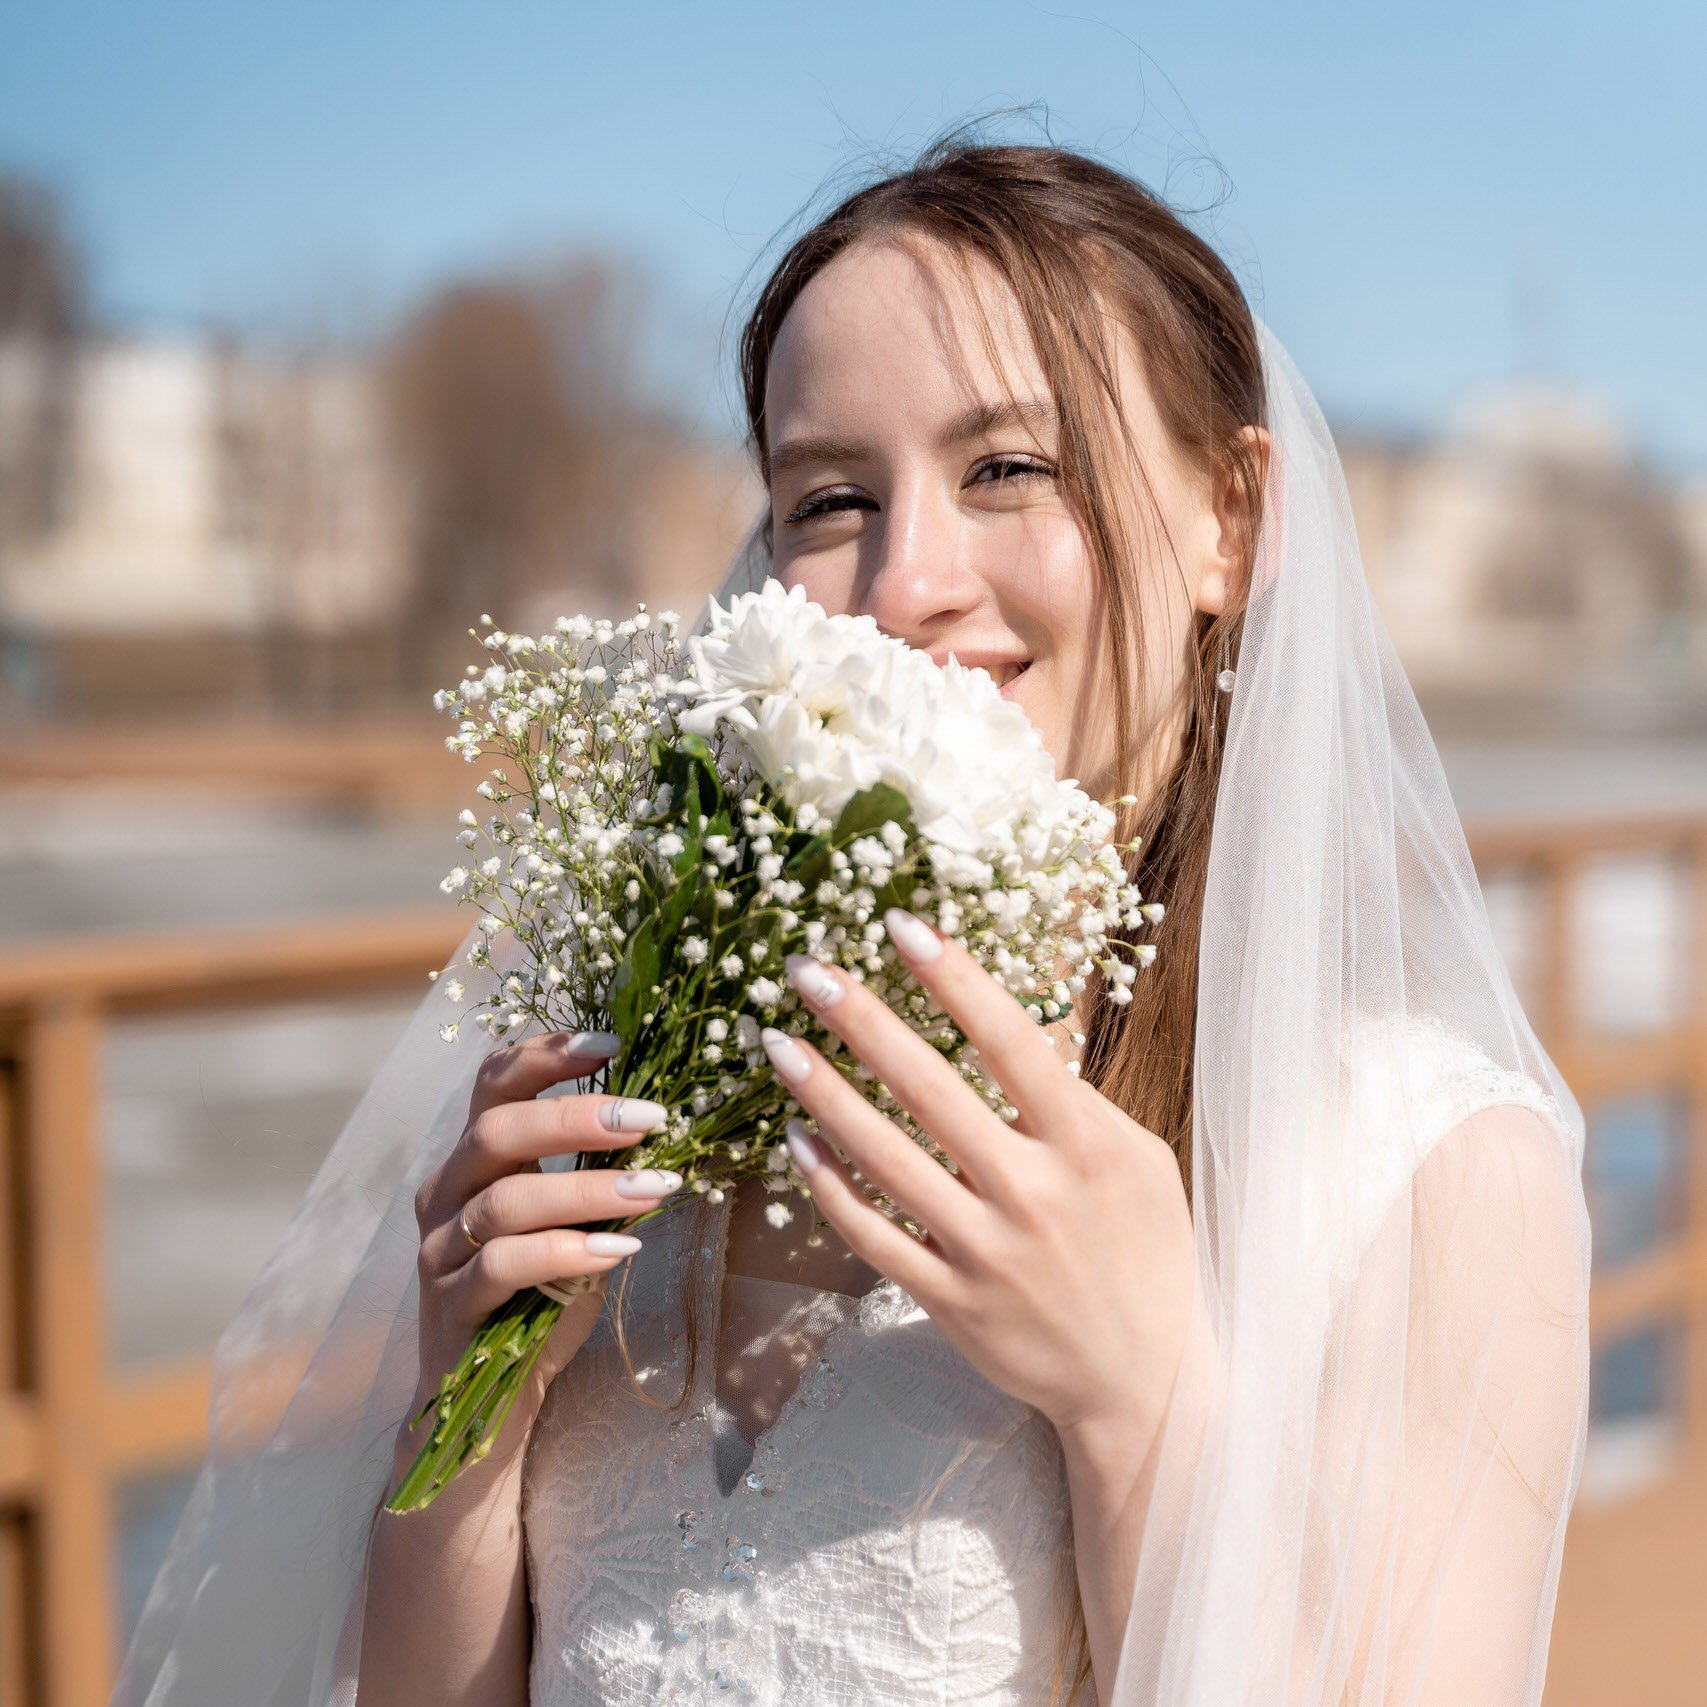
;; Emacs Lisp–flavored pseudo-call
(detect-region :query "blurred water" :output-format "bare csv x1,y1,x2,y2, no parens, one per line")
0,783,459,944
104,995,426,1368
2,735,1702,1640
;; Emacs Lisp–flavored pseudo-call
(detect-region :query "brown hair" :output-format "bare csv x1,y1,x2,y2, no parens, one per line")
620,125,1269,1705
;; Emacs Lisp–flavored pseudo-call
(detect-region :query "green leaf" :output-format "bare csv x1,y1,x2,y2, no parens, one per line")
868,866,919,917
642,732,724,828
784,830,833,888
784,785,916,892
831,783,915,849
655,865,699,952
611,916,662,1040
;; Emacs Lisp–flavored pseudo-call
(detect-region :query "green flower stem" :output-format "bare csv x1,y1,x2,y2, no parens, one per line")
385,1287,561,1512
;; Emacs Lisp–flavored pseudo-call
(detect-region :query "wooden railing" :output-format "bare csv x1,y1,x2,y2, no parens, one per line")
0,912,462,1707
0,720,470,814
0,814,1703,1705
1466,814,1707,1469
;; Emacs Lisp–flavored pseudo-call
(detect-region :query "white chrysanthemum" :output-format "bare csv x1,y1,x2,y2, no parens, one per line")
679,579,881,735
681,581,1088,859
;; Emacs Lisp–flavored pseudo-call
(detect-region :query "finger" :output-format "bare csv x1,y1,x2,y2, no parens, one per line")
464,1029,621,1123
428,1164,684,1275
760,1026,976,1260
437,1091,671,1206
783,952,1013,1187
881,907,1074,1133
783,1118,949,1303
446,1225,645,1321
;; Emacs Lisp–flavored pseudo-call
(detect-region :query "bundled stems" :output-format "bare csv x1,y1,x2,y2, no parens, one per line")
386,1290,564,1512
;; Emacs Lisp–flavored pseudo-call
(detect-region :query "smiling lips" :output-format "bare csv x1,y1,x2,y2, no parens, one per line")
968,658,1031,700
928,650,1033,698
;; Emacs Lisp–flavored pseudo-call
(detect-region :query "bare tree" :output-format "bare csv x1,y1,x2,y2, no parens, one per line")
0,174,82,534
0,173,84,711
379,255,664,690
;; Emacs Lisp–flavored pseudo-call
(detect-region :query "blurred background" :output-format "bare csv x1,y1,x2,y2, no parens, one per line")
1,4,1702,1703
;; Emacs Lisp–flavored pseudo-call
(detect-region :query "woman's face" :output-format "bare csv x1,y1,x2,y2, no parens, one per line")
762,234,1253,802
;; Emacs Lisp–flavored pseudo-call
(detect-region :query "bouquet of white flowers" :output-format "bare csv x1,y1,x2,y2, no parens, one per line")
386,580,1159,1511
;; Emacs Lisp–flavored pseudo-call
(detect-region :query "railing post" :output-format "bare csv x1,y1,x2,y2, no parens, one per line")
1689,830,1707,1469
1537,845,1574,1049
25,995,114,1707
1,1025,34,1707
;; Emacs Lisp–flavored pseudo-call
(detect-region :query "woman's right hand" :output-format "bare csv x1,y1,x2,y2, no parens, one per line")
365,1028,676,1706
402,1028,680,1469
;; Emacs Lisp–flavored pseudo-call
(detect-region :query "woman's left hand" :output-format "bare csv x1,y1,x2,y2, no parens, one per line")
765,906,1200,1452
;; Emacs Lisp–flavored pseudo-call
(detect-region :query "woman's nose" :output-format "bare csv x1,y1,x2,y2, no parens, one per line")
859,484,982,639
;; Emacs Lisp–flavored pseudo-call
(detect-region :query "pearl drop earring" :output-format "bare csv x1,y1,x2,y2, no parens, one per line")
1215,637,1236,694
1211,635,1235,742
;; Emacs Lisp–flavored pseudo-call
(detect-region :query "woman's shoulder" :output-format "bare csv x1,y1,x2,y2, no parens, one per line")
1338,1008,1575,1162
1298,1009,1578,1295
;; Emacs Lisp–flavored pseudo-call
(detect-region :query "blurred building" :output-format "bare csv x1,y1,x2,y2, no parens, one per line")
1342,383,1707,736
0,325,761,720
2,328,1703,729
0,330,410,715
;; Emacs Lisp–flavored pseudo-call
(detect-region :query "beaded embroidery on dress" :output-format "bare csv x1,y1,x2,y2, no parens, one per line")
520,1189,1082,1705
518,1009,1570,1706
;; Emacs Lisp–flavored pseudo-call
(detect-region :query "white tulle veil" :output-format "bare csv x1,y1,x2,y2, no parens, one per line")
111,312,1592,1706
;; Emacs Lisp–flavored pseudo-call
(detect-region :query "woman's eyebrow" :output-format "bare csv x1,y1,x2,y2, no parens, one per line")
769,397,1056,479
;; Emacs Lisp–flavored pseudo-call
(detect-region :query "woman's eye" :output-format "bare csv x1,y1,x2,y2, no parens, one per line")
969,454,1057,487
781,486,871,526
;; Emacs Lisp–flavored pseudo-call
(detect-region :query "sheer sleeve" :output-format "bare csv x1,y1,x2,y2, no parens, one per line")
1334,1096,1592,1703
1114,1061,1593,1707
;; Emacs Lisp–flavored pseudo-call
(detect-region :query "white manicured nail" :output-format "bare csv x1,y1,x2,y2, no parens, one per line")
613,1168,683,1198
785,1117,823,1174
785,953,844,1007
565,1030,621,1057
884,907,943,963
761,1028,813,1084
598,1097,669,1132
585,1231,643,1256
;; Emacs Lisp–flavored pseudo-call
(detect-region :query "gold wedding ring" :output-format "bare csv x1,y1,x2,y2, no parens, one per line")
458,1203,484,1251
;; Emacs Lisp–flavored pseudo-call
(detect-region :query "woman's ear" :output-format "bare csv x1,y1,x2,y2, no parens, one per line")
1193,424,1271,617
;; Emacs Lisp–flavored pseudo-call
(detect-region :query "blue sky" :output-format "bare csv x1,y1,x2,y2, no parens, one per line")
2,1,1701,469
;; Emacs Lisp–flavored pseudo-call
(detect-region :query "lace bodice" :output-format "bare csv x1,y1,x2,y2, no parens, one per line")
519,1187,1082,1705
516,1009,1571,1706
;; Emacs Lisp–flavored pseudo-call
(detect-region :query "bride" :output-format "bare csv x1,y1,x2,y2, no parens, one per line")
115,132,1592,1707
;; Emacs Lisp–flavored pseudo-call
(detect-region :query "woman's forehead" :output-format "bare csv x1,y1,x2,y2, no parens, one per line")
767,238,1045,418
766,233,1166,462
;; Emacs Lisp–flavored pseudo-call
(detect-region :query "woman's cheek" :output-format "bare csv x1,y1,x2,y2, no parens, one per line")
775,555,856,619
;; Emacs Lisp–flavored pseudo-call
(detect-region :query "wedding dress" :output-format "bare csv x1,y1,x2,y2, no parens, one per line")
112,312,1592,1707
517,1009,1575,1707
